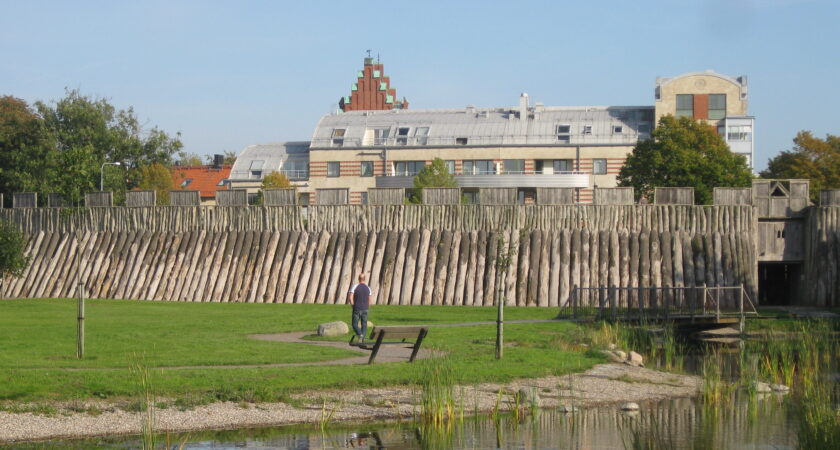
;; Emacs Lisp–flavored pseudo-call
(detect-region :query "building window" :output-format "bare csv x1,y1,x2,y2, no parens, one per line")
593,159,607,175
582,125,592,135
396,127,410,145
327,162,340,178
282,160,309,180
676,94,693,118
638,123,651,134
249,160,264,180
363,127,390,146
414,127,429,145
360,161,374,177
553,159,574,173
727,125,753,142
331,129,345,147
360,192,368,205
463,160,494,175
445,160,455,174
556,124,571,143
394,161,425,176
455,137,469,145
503,160,524,174
613,126,623,134
708,94,726,120
181,178,193,187
462,190,479,204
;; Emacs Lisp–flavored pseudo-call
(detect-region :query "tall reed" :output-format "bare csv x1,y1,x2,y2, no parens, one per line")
417,356,459,428
130,360,156,450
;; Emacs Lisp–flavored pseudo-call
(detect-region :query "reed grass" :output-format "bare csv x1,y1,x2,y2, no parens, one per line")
417,356,458,428
129,359,156,450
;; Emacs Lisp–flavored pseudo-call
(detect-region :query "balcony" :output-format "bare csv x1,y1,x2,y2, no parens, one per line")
279,170,309,181
376,172,590,189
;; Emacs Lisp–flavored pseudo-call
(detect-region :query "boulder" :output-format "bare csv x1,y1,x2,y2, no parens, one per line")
626,351,644,367
754,382,772,393
615,350,627,360
620,402,640,411
317,321,349,337
601,350,624,363
770,383,790,393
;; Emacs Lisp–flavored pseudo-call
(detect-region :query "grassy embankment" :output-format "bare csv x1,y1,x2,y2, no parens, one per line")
0,299,601,408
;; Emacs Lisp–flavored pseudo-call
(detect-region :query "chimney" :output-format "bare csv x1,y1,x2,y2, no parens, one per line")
213,154,224,168
519,93,529,119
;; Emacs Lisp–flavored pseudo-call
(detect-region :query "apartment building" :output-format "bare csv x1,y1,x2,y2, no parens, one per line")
229,60,753,204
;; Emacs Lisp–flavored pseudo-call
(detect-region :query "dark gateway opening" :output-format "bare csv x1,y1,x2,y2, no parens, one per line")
758,262,801,305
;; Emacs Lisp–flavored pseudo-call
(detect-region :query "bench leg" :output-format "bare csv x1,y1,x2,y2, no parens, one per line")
408,329,428,363
367,332,385,364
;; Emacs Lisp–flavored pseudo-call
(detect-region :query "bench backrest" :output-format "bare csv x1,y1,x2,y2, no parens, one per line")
371,326,428,340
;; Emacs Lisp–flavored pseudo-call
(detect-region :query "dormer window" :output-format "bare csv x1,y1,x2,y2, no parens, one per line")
414,127,429,145
396,127,410,145
582,125,592,135
557,124,571,143
331,129,346,147
249,160,264,180
456,137,468,145
613,126,623,134
181,178,193,187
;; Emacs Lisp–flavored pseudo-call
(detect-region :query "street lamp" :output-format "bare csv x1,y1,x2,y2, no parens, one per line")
100,162,122,191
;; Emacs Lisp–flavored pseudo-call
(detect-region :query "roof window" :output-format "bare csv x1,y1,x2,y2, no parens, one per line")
181,178,193,187
331,129,345,147
456,137,468,145
583,125,592,135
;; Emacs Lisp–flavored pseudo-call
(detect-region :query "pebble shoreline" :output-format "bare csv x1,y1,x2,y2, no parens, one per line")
0,363,701,444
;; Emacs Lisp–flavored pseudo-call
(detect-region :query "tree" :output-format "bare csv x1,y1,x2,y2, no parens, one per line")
137,163,173,205
33,89,182,205
262,171,292,189
617,115,753,204
410,158,458,203
0,220,29,290
761,131,840,203
177,152,204,166
0,96,56,203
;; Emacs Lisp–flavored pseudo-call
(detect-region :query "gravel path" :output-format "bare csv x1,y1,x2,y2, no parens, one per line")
0,363,701,444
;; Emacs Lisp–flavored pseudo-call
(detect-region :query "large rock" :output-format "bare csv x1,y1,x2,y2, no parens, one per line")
625,351,644,367
317,321,349,337
620,402,640,411
770,383,790,393
754,381,772,393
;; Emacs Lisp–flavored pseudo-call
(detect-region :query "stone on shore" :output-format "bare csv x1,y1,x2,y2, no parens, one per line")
625,351,644,367
620,402,640,411
317,321,349,337
770,383,790,393
754,382,772,393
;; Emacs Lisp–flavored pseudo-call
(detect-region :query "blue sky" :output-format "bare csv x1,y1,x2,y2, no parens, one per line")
1,0,837,170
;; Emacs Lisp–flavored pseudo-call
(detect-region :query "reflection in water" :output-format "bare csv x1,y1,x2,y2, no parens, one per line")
24,396,797,449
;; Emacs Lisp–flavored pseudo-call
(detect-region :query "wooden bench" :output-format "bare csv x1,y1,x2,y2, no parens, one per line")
348,326,429,364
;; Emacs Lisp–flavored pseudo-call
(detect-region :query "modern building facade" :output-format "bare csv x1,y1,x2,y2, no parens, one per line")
655,71,754,167
230,60,754,204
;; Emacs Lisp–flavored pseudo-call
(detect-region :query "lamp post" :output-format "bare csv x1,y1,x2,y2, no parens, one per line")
100,162,121,191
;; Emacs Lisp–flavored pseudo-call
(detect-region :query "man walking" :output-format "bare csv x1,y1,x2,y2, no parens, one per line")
347,273,372,341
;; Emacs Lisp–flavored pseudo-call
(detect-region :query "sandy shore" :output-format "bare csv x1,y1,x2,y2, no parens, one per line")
0,363,700,444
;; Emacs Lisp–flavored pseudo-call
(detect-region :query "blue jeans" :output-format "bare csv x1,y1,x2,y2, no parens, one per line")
352,309,368,339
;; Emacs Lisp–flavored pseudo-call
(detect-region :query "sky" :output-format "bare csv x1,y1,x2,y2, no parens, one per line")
1,0,838,170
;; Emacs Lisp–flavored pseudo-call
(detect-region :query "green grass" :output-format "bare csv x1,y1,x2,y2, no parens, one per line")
0,299,598,405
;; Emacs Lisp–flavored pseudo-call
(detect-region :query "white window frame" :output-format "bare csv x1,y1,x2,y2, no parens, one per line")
593,159,607,175
327,161,340,178
331,129,345,147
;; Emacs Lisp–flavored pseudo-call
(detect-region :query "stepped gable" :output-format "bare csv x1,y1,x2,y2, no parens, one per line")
339,56,408,111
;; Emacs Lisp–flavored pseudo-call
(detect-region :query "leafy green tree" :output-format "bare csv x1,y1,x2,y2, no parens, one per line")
0,96,55,203
410,158,458,203
137,163,173,205
262,171,292,189
761,131,840,203
0,219,29,291
34,89,182,205
177,152,204,166
617,115,753,204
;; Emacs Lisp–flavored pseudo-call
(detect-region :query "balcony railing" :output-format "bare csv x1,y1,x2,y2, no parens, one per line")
376,172,591,189
279,170,309,180
312,131,648,148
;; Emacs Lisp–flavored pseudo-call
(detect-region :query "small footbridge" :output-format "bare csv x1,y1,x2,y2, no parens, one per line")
556,285,758,332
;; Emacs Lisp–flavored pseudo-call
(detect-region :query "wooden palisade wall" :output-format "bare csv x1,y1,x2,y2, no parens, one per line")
714,188,752,205
1,204,760,307
655,188,694,205
537,188,575,205
594,188,634,205
367,188,404,205
422,188,460,205
264,189,297,206
170,190,201,206
126,191,156,207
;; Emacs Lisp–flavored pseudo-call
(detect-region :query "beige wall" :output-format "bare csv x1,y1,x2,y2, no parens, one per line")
655,73,747,125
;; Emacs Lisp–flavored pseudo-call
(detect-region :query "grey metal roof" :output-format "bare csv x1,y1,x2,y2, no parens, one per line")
310,100,654,149
229,141,309,181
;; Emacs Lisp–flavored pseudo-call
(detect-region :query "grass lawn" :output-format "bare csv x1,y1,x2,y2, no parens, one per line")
0,299,601,406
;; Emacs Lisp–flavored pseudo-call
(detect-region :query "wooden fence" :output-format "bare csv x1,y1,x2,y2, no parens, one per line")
316,189,349,205
422,188,460,205
479,188,517,205
171,190,200,206
0,227,757,307
13,192,37,208
85,192,113,208
820,190,840,206
536,188,575,205
0,204,757,234
714,188,752,205
655,187,694,205
804,206,840,306
126,190,156,207
594,188,634,205
367,188,404,205
217,189,248,206
264,189,297,205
